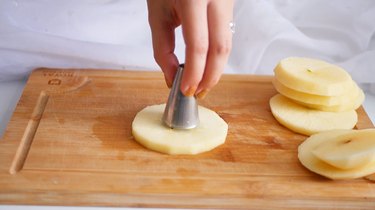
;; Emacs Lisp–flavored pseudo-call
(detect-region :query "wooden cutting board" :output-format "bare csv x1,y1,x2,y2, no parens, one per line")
0,68,374,209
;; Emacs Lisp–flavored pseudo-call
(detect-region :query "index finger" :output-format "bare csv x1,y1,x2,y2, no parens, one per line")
147,0,179,88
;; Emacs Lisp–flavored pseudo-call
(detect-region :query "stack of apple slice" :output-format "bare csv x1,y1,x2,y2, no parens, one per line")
270,57,365,136
298,129,375,180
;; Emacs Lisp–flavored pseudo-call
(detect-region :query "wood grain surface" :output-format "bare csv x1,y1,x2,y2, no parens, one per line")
0,68,374,209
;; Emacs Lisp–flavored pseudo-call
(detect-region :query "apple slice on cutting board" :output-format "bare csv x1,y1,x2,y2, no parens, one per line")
312,130,375,170
270,57,365,135
272,78,360,107
269,94,357,136
274,57,353,96
298,129,375,180
271,57,375,180
295,88,365,112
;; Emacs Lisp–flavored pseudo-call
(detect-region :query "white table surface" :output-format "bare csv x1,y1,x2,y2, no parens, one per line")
1,79,374,210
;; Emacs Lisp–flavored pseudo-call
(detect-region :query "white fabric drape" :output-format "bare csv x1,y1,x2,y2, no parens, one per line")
0,0,374,82
230,0,375,83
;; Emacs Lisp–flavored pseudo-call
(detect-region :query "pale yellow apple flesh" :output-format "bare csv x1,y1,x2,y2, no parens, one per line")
273,78,359,107
312,130,375,170
272,56,374,180
270,94,357,136
274,57,353,96
293,87,365,112
132,104,228,155
298,129,375,179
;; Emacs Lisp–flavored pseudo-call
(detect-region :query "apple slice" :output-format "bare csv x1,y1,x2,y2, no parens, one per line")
312,129,375,170
294,87,364,112
274,57,353,96
132,104,228,155
298,129,375,179
270,94,357,136
273,78,359,106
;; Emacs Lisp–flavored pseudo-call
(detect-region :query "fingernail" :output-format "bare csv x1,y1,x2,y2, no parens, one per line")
164,74,173,88
196,89,209,99
166,80,172,88
183,86,196,97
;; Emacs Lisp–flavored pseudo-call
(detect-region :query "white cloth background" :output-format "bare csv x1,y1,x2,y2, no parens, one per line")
0,0,374,82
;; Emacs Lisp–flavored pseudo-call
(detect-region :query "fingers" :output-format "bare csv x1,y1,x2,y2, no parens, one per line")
196,0,233,99
147,0,233,96
151,25,179,88
177,0,209,96
147,0,179,88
